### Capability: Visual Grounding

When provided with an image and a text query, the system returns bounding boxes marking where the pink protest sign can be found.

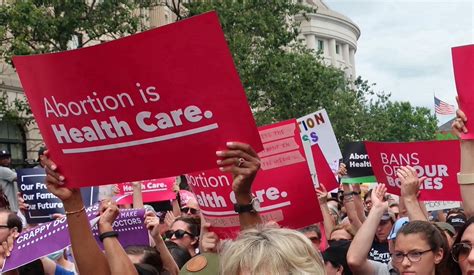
[116,178,176,205]
[12,12,262,188]
[365,140,461,201]
[312,144,339,191]
[452,45,474,139]
[186,120,323,239]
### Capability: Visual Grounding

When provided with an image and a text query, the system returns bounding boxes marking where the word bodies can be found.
[365,141,461,201]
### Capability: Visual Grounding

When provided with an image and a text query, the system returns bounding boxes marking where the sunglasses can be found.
[181,207,199,215]
[164,229,194,240]
[452,242,473,263]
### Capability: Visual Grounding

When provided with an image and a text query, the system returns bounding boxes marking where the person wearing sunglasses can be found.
[167,216,200,257]
[449,217,474,275]
[180,198,200,219]
[392,220,448,275]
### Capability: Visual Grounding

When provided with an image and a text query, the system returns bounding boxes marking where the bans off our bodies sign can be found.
[365,140,461,201]
[12,12,262,188]
[186,120,322,239]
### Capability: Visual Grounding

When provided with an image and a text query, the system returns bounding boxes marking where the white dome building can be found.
[296,0,361,80]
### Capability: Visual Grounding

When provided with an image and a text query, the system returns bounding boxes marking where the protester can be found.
[323,239,352,275]
[0,150,18,212]
[34,147,47,169]
[392,220,448,275]
[220,226,325,274]
[166,217,200,257]
[299,224,322,251]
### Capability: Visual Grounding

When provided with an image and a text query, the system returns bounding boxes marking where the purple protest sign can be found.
[2,206,149,272]
[91,208,150,249]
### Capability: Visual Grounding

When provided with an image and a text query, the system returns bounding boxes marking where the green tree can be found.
[0,0,148,64]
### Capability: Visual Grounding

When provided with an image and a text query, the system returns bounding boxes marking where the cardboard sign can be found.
[342,142,376,183]
[424,201,461,212]
[2,206,148,272]
[365,140,461,201]
[452,45,474,139]
[311,144,339,191]
[12,12,262,188]
[297,109,342,167]
[186,120,323,239]
[116,178,176,205]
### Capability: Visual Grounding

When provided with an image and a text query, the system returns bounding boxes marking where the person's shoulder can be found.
[368,259,392,275]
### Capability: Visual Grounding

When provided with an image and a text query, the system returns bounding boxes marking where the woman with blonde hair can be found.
[220,226,325,275]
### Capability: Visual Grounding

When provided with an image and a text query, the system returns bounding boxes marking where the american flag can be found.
[434,96,455,115]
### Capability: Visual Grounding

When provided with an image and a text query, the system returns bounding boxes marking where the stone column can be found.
[342,43,350,78]
[349,47,356,80]
[305,34,316,51]
[329,39,337,66]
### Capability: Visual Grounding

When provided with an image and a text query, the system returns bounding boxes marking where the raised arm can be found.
[398,166,428,221]
[144,211,179,275]
[452,101,474,218]
[98,200,138,275]
[347,184,388,275]
[315,183,335,239]
[43,153,110,275]
[216,142,262,230]
[132,181,144,209]
[351,184,367,223]
[342,184,363,231]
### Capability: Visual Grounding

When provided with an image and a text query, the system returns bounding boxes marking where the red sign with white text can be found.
[186,120,323,239]
[365,140,461,201]
[116,178,176,205]
[12,12,262,187]
[312,144,339,191]
[452,45,474,139]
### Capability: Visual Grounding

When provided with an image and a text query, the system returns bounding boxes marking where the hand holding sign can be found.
[98,200,120,233]
[200,222,220,253]
[42,151,78,202]
[216,142,261,197]
[0,233,16,267]
[397,166,425,200]
[315,183,329,203]
[144,211,161,240]
[452,96,468,138]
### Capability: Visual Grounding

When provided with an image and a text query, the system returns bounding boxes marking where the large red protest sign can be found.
[12,12,262,188]
[452,45,474,139]
[365,140,461,201]
[116,178,176,205]
[186,120,323,239]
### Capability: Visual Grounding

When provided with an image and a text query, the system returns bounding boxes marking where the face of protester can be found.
[329,229,352,242]
[375,219,393,242]
[365,198,373,212]
[0,157,11,167]
[324,261,343,275]
[170,221,196,253]
[458,224,474,275]
[393,233,443,275]
[181,199,200,218]
[0,212,13,243]
[303,231,321,251]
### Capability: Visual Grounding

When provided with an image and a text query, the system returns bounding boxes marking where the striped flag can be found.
[434,96,455,115]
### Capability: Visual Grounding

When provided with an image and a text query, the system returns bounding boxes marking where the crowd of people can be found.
[0,104,472,275]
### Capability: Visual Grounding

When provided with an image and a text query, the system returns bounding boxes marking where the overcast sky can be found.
[323,0,473,125]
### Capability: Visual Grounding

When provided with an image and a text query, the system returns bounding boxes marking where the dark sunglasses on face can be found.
[181,207,199,215]
[164,229,194,240]
[452,242,473,263]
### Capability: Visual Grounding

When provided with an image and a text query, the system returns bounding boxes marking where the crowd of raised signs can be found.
[0,105,472,275]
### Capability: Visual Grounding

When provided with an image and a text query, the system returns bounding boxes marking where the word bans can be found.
[195,187,288,208]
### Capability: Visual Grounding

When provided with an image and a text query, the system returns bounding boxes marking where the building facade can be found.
[297,0,360,80]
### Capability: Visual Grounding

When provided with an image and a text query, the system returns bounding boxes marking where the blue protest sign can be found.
[17,168,64,224]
